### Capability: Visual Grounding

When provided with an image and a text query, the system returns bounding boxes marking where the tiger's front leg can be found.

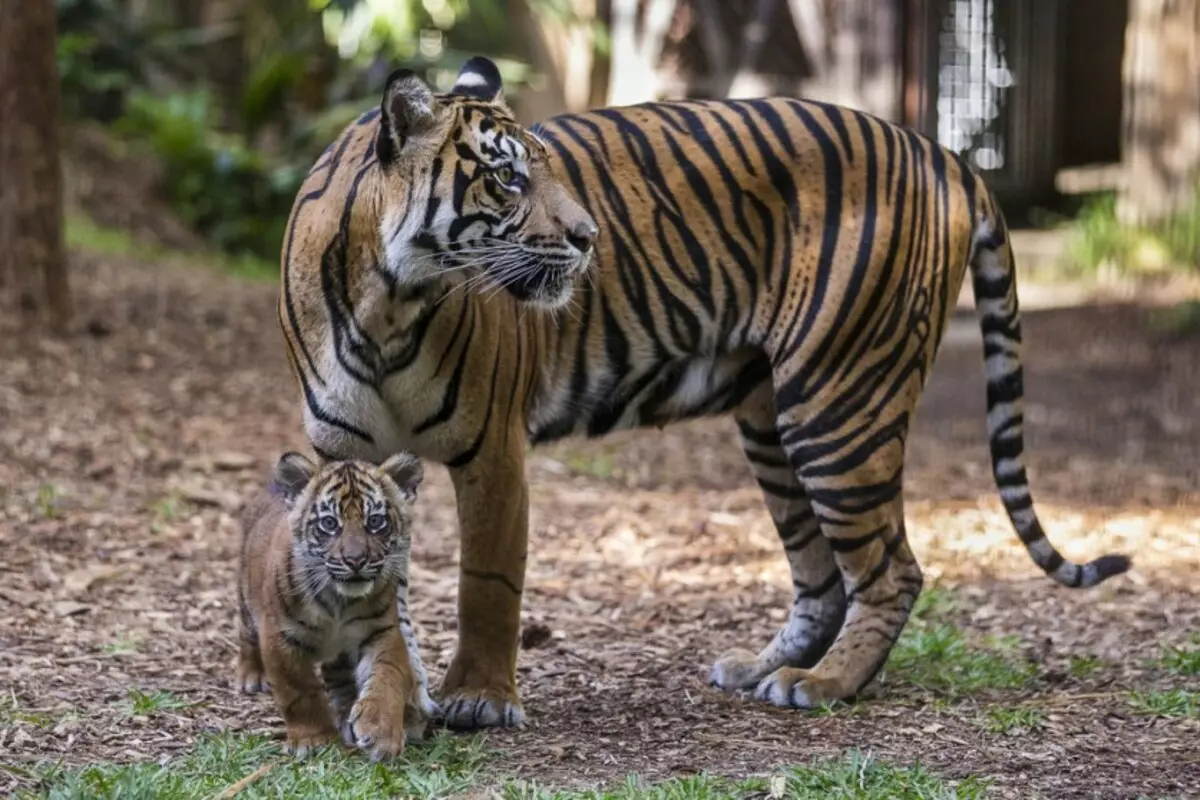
[439,440,528,729]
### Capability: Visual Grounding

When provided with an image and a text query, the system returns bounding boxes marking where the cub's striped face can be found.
[377,57,598,310]
[272,452,424,599]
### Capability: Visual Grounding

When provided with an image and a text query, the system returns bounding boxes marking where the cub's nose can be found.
[566,220,598,253]
[343,554,368,573]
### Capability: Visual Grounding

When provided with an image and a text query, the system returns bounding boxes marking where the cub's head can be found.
[375,56,597,310]
[270,451,424,599]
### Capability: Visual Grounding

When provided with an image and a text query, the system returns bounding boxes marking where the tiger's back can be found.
[278,60,1130,729]
[523,97,986,443]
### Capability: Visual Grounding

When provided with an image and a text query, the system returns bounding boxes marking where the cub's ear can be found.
[451,56,504,104]
[379,68,439,163]
[272,451,316,502]
[380,451,424,502]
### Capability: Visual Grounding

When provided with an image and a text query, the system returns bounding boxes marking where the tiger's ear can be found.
[380,451,424,502]
[451,56,504,104]
[272,451,316,502]
[379,68,439,162]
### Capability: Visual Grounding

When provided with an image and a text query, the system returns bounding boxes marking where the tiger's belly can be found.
[527,346,771,444]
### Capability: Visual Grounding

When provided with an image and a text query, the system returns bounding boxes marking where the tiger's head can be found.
[374,56,597,310]
[270,451,424,599]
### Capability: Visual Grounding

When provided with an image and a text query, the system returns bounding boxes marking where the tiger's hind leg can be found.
[754,409,924,708]
[709,385,846,692]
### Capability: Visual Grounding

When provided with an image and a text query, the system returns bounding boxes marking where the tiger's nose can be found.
[566,220,598,253]
[343,553,368,573]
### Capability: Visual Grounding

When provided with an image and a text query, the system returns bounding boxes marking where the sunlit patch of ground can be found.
[1,252,1197,798]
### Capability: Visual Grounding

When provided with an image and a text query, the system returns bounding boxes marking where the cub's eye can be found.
[317,515,340,536]
[367,513,389,534]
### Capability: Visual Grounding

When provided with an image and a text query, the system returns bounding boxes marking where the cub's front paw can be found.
[349,695,408,761]
[284,724,338,760]
[237,665,270,695]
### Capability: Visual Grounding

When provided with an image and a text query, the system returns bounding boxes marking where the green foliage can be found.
[122,689,199,716]
[66,213,278,281]
[1067,655,1106,679]
[504,751,988,799]
[28,739,984,800]
[29,731,491,800]
[113,90,307,261]
[1067,190,1200,275]
[1148,299,1200,337]
[883,625,1037,696]
[979,707,1044,735]
[1126,689,1198,719]
[57,0,608,267]
[34,484,64,519]
[880,587,1037,697]
[1,697,56,729]
[1158,635,1200,677]
[56,0,145,121]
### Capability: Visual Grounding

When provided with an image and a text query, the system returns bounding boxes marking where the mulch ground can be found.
[1,252,1198,799]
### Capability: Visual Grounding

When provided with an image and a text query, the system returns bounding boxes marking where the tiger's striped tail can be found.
[968,203,1131,588]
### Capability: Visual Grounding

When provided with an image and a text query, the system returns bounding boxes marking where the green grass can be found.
[1127,689,1198,719]
[879,586,1036,697]
[1,696,56,729]
[121,689,201,717]
[65,213,277,281]
[1067,655,1107,680]
[26,731,490,800]
[24,738,987,800]
[502,751,989,799]
[1065,190,1200,277]
[979,707,1044,735]
[101,635,144,656]
[34,484,64,519]
[1158,635,1200,677]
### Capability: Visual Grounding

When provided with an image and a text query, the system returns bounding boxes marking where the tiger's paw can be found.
[708,648,770,692]
[284,725,339,760]
[438,687,525,730]
[403,687,442,741]
[349,694,409,762]
[236,665,270,695]
[753,667,846,709]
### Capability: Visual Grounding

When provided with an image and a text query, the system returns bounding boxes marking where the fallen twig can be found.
[209,762,276,799]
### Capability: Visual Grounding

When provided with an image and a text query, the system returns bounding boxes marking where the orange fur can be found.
[236,451,436,759]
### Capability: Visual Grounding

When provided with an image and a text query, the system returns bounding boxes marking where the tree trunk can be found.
[1118,0,1200,225]
[0,0,69,331]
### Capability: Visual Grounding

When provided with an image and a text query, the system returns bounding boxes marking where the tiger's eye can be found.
[495,165,515,185]
[367,513,389,534]
[317,515,340,535]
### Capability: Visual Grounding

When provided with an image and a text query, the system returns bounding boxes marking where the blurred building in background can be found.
[555,0,1136,216]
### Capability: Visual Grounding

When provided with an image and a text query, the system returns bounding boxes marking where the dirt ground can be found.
[1,252,1198,799]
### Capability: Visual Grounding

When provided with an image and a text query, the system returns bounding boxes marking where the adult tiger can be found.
[279,56,1130,729]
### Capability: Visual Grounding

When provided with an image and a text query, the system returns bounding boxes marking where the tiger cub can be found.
[236,450,438,760]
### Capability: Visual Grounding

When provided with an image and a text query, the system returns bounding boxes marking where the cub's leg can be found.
[320,654,358,745]
[756,408,924,708]
[236,590,268,694]
[259,625,339,758]
[439,440,528,730]
[397,588,441,725]
[348,626,420,761]
[709,384,846,692]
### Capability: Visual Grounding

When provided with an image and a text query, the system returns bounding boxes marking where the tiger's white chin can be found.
[334,578,377,598]
[517,250,592,311]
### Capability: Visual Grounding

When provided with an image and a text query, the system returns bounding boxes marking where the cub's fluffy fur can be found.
[236,451,437,760]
